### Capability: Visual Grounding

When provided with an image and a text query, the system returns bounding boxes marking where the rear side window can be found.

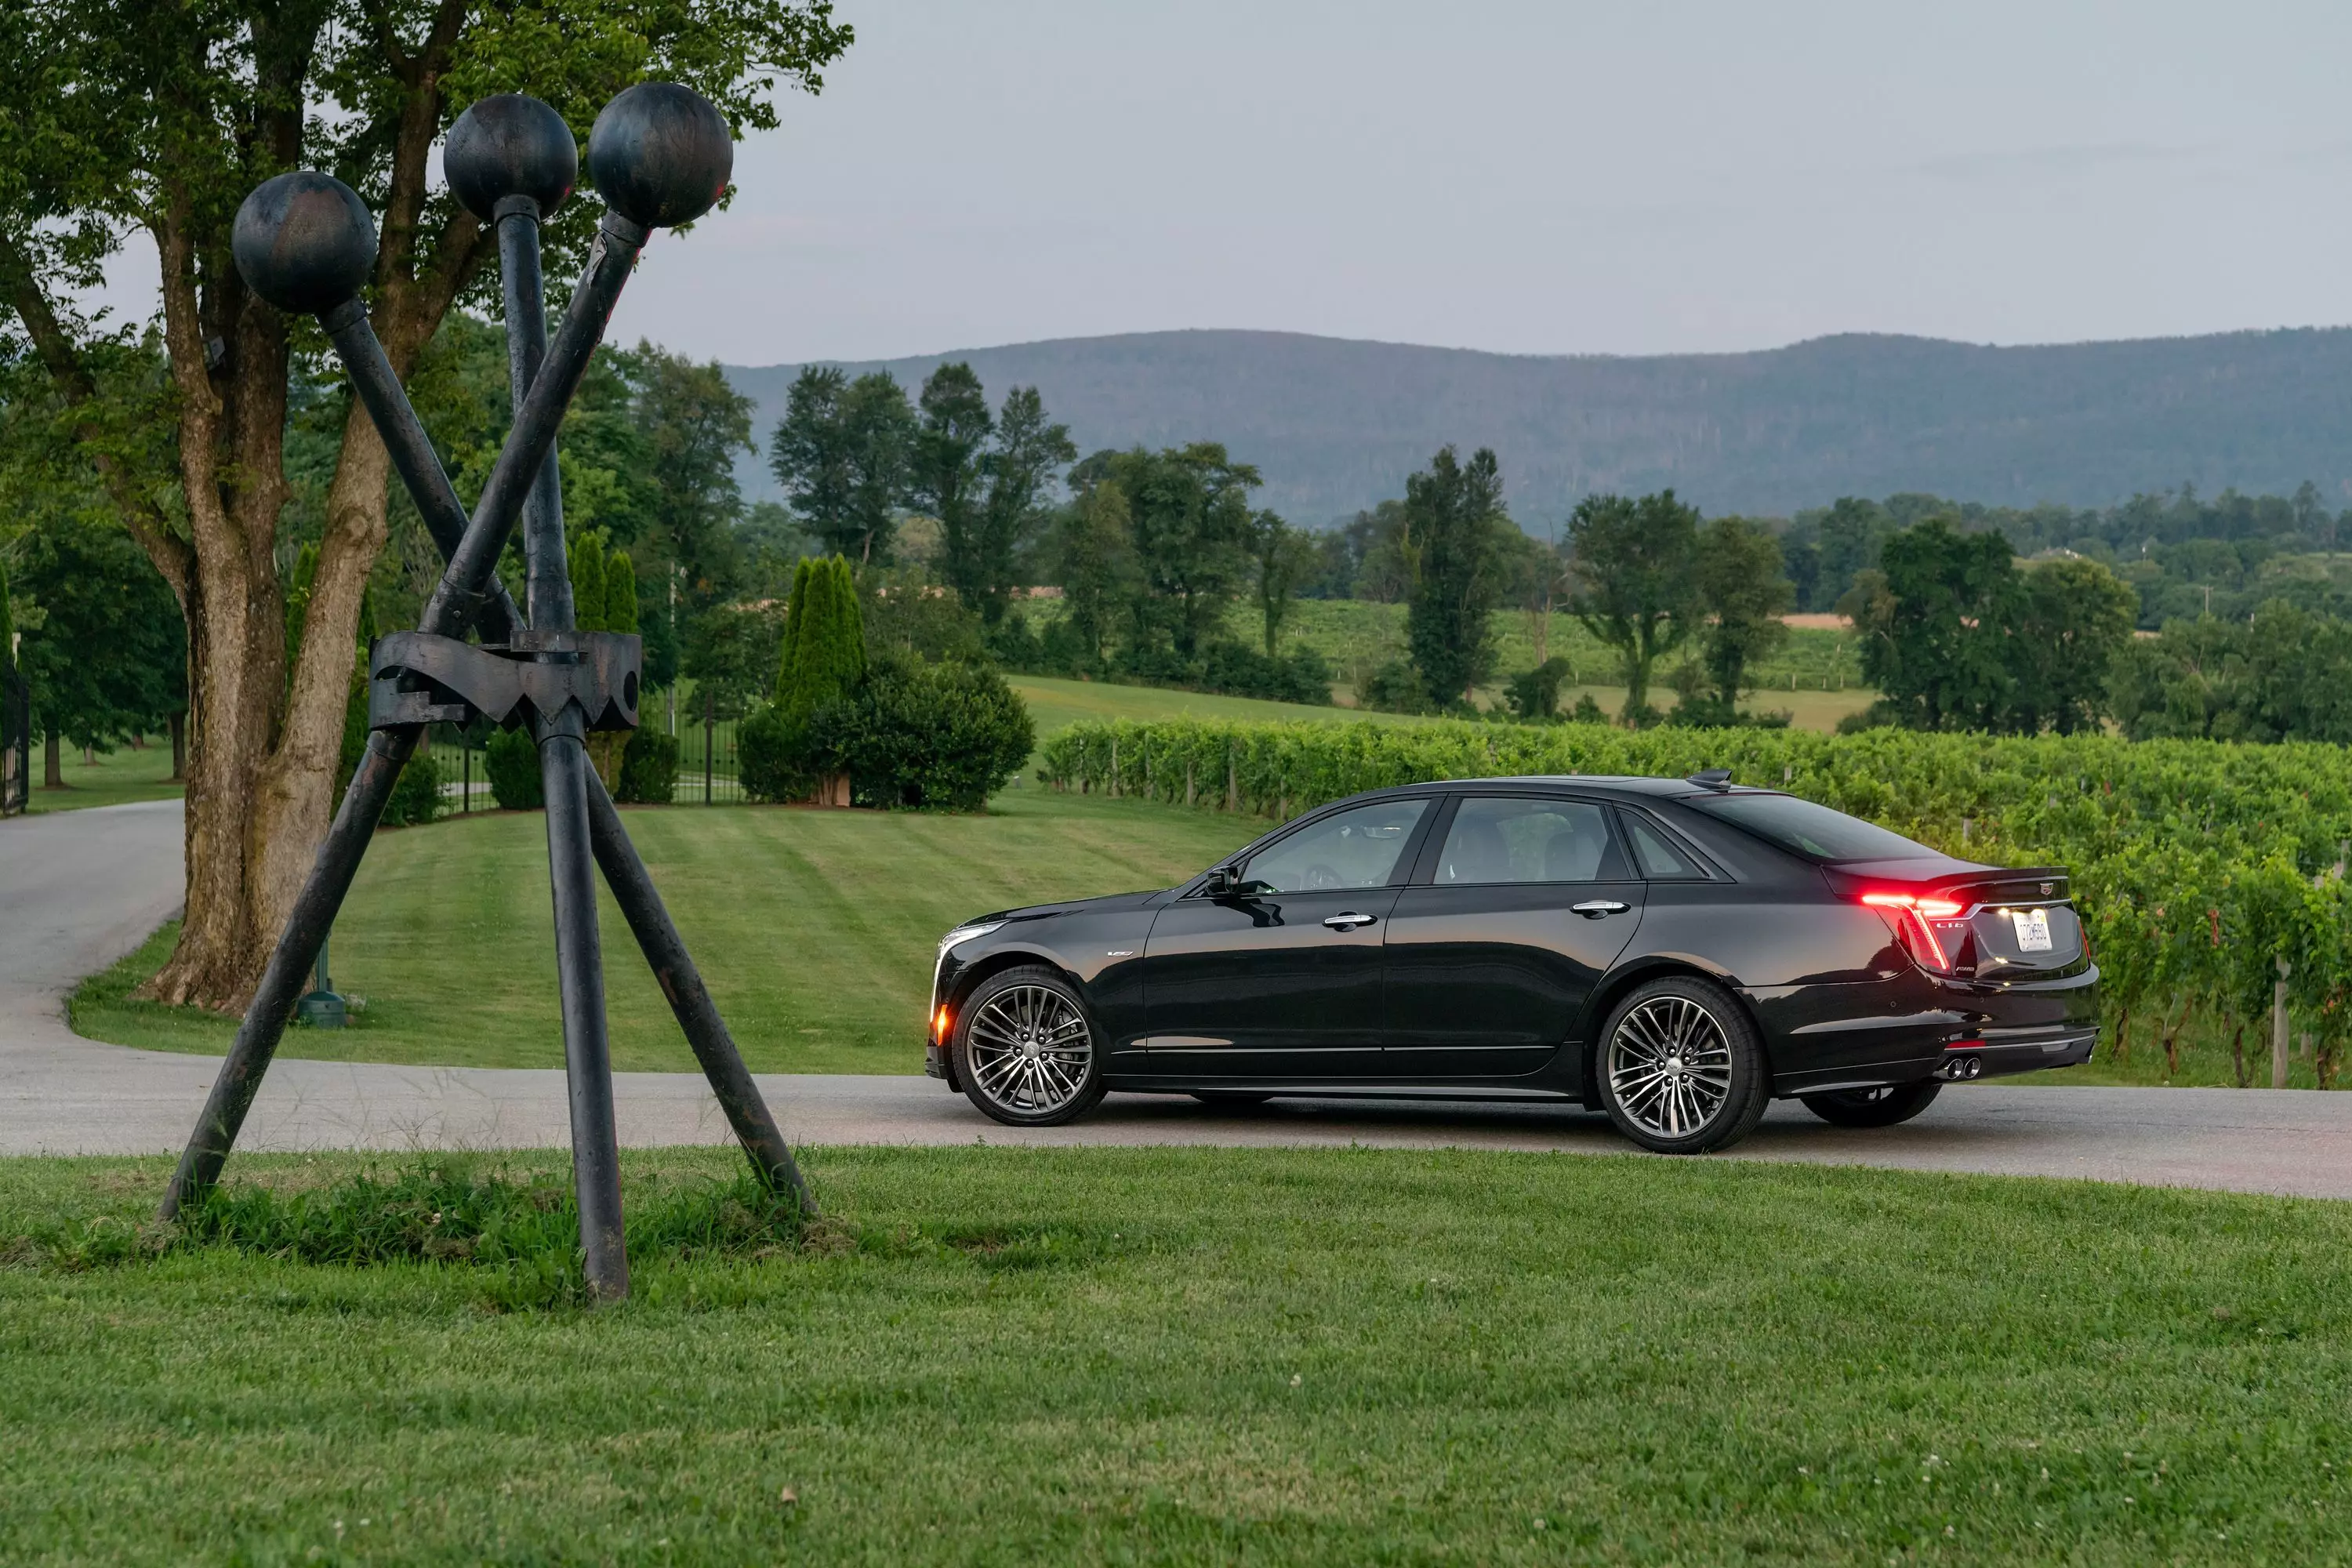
[1690,793,1939,862]
[1435,797,1628,884]
[1621,813,1706,879]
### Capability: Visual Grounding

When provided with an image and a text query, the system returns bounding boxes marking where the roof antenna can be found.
[1687,768,1733,791]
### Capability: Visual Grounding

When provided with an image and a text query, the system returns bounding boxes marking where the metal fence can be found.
[422,711,746,809]
[0,669,27,818]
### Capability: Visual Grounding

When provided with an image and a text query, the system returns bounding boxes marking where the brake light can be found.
[1858,891,1969,974]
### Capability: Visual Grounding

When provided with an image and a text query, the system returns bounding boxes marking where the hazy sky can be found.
[100,2,2352,365]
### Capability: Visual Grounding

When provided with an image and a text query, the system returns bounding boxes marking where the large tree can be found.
[1403,445,1511,706]
[2007,556,2136,735]
[16,514,187,788]
[972,387,1075,624]
[1852,518,2021,731]
[1568,490,1701,722]
[908,361,992,608]
[1691,515,1792,713]
[0,0,851,1010]
[1077,443,1260,659]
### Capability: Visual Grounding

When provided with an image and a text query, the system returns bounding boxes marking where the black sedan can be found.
[924,773,2100,1153]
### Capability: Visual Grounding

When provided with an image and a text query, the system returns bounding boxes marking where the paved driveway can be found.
[6,799,2351,1200]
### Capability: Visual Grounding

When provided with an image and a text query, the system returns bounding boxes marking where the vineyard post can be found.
[2274,958,2292,1089]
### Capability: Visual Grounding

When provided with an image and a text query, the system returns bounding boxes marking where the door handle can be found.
[1570,900,1631,919]
[1323,912,1377,931]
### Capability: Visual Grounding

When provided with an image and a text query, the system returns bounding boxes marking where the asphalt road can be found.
[6,799,2351,1200]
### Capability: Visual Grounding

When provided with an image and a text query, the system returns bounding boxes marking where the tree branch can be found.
[0,229,194,601]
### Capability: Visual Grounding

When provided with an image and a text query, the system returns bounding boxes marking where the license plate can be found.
[2012,908,2053,953]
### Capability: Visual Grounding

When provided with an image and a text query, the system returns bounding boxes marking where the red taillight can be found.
[1859,891,1968,974]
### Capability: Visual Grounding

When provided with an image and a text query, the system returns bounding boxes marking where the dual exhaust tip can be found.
[1938,1054,1986,1081]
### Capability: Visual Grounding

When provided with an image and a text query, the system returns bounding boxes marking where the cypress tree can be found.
[569,529,608,633]
[776,556,865,723]
[775,555,817,706]
[604,550,639,636]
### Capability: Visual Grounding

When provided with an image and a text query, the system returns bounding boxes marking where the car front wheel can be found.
[1596,976,1770,1154]
[1800,1080,1941,1128]
[953,965,1106,1127]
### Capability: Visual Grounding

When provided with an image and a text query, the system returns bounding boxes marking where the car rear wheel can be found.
[1800,1080,1941,1128]
[1189,1091,1272,1107]
[953,966,1105,1127]
[1596,976,1770,1154]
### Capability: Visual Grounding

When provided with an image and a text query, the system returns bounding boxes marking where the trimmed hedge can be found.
[615,728,679,804]
[484,728,543,811]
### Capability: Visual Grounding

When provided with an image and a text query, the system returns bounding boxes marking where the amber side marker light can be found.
[933,1005,952,1042]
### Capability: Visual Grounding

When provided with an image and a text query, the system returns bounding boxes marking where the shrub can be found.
[485,728,543,810]
[1506,656,1571,720]
[615,728,679,804]
[1357,658,1433,713]
[379,749,443,828]
[736,704,811,804]
[813,652,1034,810]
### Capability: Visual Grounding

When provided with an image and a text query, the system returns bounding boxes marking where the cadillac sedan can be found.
[924,773,2100,1153]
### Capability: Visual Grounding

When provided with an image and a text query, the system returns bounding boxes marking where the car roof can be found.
[1373,774,1756,800]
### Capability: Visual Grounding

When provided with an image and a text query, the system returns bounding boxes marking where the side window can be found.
[1622,812,1706,880]
[1243,799,1429,893]
[1434,797,1626,885]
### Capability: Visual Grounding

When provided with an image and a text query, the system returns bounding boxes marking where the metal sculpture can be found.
[158,84,808,1302]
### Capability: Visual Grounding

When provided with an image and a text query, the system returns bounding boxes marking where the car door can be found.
[1381,793,1647,1080]
[1138,796,1436,1080]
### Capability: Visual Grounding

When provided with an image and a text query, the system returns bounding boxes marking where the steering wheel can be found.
[1304,863,1345,891]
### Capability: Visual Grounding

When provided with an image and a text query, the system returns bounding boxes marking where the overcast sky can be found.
[100,2,2352,365]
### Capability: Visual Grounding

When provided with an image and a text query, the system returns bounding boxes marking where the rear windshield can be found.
[1688,793,1940,862]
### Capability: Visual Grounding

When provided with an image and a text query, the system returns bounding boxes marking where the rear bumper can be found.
[1767,962,2100,1095]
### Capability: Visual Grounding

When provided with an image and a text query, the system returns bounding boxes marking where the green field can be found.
[73,790,1261,1074]
[21,734,183,814]
[4,1143,2349,1563]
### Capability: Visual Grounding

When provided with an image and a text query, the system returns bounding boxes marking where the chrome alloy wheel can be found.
[1606,994,1735,1139]
[964,984,1094,1115]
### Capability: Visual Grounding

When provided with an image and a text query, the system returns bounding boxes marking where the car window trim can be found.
[1611,803,1726,882]
[1412,790,1638,888]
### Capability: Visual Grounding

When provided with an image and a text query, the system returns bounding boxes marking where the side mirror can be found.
[1203,865,1236,896]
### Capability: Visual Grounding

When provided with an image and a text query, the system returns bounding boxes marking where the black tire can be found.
[1189,1091,1272,1107]
[1595,975,1771,1155]
[1800,1080,1942,1128]
[952,965,1106,1127]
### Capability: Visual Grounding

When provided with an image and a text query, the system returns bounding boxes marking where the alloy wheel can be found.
[964,983,1094,1116]
[1606,994,1735,1139]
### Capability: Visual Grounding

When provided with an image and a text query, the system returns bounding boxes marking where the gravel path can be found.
[7,799,2350,1200]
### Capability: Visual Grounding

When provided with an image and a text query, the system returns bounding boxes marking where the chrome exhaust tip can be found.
[1939,1054,1984,1082]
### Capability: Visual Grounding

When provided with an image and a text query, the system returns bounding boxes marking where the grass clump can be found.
[12,1155,808,1309]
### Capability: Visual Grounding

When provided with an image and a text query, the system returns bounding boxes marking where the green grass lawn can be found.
[73,789,1261,1074]
[5,1143,2350,1563]
[23,734,183,814]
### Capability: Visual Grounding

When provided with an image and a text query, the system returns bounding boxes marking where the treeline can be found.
[1780,486,2352,625]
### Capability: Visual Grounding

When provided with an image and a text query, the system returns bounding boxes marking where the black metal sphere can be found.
[231,172,377,316]
[444,94,578,220]
[587,82,732,229]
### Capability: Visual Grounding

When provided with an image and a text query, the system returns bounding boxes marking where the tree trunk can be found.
[43,730,61,789]
[168,711,185,782]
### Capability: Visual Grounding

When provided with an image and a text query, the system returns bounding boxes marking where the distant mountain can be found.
[722,327,2352,527]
